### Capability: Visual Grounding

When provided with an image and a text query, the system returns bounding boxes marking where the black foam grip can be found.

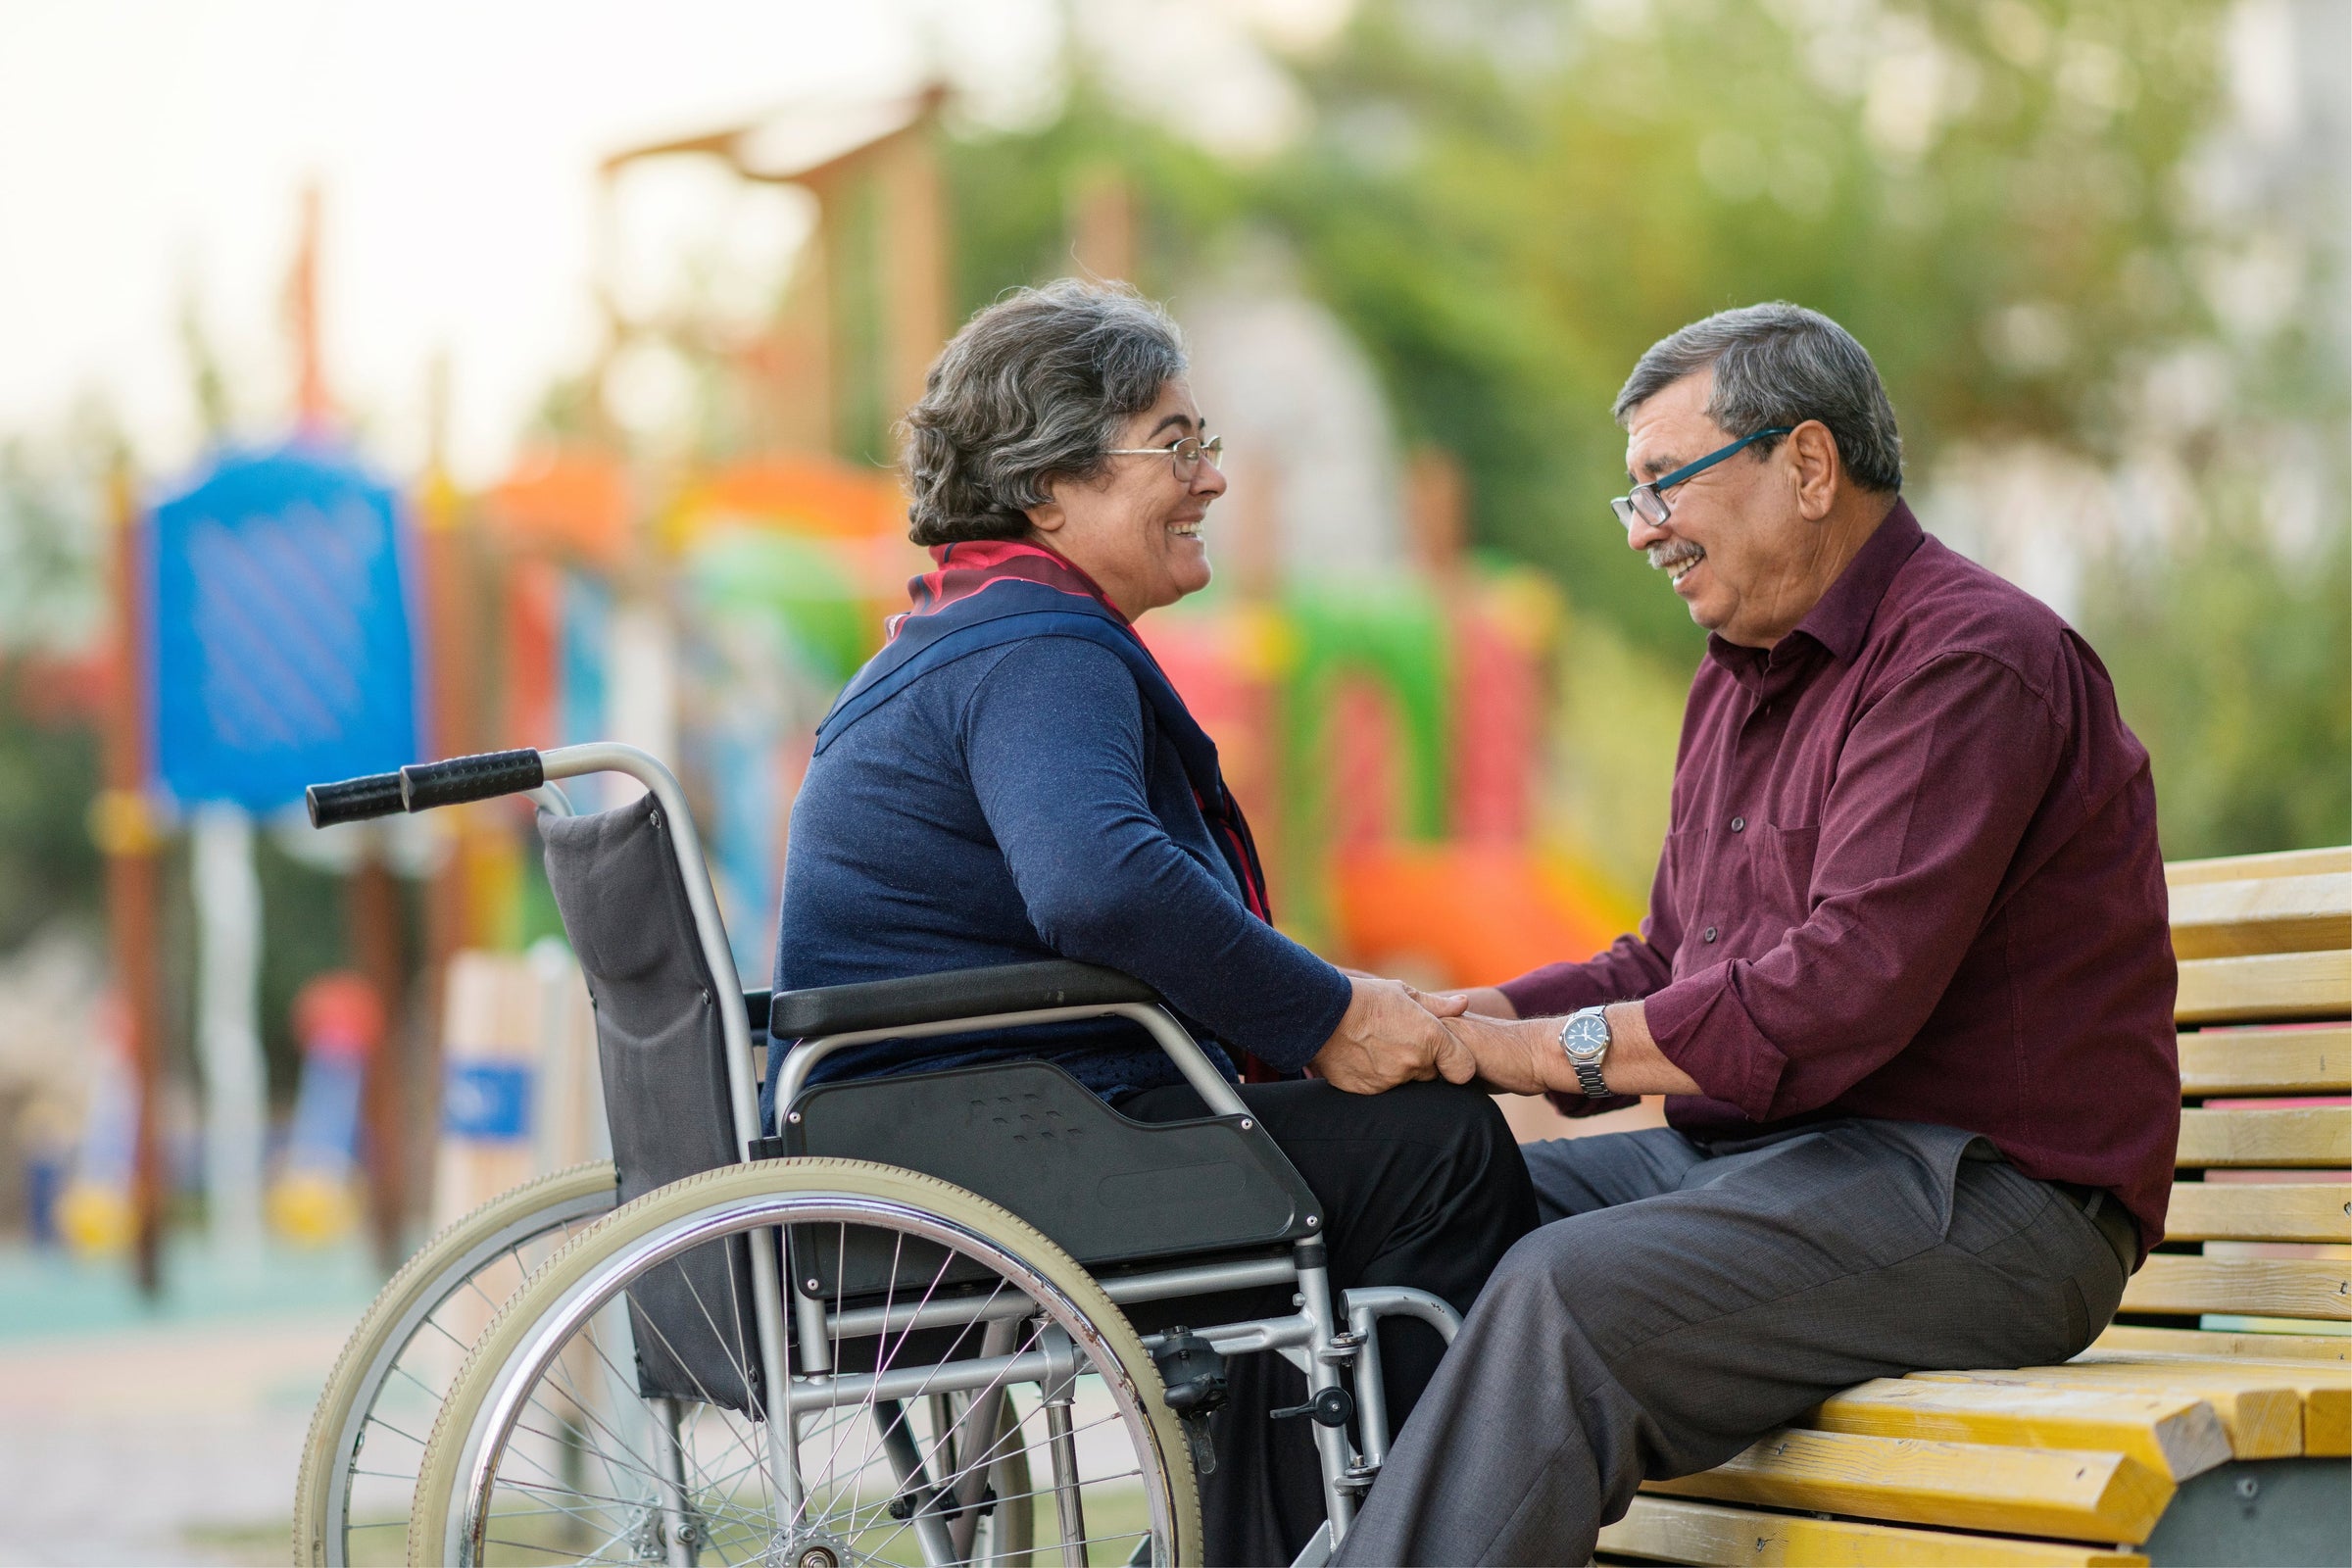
[768,960,1158,1041]
[305,772,408,828]
[399,749,546,811]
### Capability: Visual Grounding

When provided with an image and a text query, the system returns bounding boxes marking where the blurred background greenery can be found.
[1,0,2346,1063]
[940,0,2347,876]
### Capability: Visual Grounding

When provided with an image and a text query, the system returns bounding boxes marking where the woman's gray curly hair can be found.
[902,278,1188,547]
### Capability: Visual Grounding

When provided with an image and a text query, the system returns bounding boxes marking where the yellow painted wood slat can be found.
[2060,1352,2351,1456]
[2176,1105,2352,1167]
[1906,1367,2304,1458]
[2176,951,2352,1025]
[2094,1323,2349,1364]
[1806,1377,2230,1481]
[2168,848,2352,887]
[2119,1253,2351,1321]
[1597,1495,2149,1567]
[2164,1182,2352,1243]
[1643,1428,2174,1544]
[2178,1025,2352,1096]
[2169,874,2352,960]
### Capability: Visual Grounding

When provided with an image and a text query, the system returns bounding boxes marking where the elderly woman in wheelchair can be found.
[293,279,1533,1568]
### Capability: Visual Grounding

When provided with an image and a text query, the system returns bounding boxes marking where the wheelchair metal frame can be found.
[343,741,1458,1565]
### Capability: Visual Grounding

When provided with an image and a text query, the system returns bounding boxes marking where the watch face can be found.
[1562,1012,1608,1060]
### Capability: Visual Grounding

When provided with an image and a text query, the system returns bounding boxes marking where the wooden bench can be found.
[1595,846,2352,1567]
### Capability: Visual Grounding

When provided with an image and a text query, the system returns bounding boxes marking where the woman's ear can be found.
[1025,476,1067,536]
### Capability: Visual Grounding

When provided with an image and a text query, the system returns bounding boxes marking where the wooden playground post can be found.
[97,462,167,1297]
[347,856,406,1268]
[416,461,476,1247]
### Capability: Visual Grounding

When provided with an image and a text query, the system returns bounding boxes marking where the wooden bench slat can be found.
[2094,1322,2350,1363]
[2168,848,2352,886]
[2178,1025,2352,1096]
[2118,1253,2351,1321]
[2164,1182,2351,1242]
[1598,1494,2149,1566]
[1905,1367,2306,1457]
[2175,950,2352,1024]
[2060,1353,2351,1456]
[2168,873,2352,959]
[2201,1311,2352,1340]
[1642,1428,2173,1544]
[1807,1377,2230,1481]
[2175,1105,2352,1166]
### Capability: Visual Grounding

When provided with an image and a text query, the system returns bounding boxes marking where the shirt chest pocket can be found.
[1752,822,1823,919]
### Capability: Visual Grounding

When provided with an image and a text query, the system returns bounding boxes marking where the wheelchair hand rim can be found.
[442,1183,1182,1568]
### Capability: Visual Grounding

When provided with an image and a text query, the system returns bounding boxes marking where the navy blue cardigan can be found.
[767,631,1350,1118]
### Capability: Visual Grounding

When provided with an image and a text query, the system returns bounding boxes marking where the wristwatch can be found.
[1557,1005,1613,1098]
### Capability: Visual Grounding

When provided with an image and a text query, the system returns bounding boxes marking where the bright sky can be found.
[0,0,1069,482]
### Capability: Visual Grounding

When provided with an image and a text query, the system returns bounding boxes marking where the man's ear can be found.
[1789,420,1841,520]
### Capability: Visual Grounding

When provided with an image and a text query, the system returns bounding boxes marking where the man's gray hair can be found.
[903,278,1187,546]
[1613,303,1903,493]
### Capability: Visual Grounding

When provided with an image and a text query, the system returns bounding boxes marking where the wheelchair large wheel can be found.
[295,1161,620,1566]
[412,1158,1200,1567]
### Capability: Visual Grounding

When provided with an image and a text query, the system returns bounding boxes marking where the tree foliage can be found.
[946,0,2346,856]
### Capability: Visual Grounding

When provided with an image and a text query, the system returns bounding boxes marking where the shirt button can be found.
[1731,816,1745,832]
[1703,926,1719,943]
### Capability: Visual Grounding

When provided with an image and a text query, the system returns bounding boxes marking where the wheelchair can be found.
[295,742,1459,1568]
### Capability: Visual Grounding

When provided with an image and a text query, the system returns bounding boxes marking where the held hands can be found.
[1436,1010,1555,1096]
[1307,976,1480,1094]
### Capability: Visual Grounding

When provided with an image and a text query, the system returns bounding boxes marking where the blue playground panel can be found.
[150,441,420,812]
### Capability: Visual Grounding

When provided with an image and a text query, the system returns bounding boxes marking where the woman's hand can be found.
[1308,977,1478,1094]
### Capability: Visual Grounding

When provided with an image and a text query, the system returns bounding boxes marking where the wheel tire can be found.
[293,1161,619,1566]
[411,1157,1202,1567]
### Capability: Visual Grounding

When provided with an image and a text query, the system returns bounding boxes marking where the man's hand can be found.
[1308,976,1478,1094]
[1440,1001,1704,1099]
[1439,1010,1555,1095]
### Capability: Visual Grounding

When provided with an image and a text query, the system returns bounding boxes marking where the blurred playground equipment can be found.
[74,90,1636,1279]
[268,974,382,1248]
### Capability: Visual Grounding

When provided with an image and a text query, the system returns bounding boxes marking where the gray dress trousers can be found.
[1332,1118,2132,1567]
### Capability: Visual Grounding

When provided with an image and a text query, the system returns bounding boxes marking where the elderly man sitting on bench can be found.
[1335,303,2180,1567]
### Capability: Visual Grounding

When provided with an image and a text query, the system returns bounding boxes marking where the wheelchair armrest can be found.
[767,960,1159,1040]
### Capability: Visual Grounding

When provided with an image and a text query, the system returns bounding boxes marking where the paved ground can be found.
[0,1242,381,1566]
[0,1311,354,1565]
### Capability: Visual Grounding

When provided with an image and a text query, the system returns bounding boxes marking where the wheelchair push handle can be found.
[400,749,546,811]
[304,771,408,828]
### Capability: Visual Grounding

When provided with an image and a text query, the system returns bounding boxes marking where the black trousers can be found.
[1333,1120,2132,1566]
[1117,1078,1539,1567]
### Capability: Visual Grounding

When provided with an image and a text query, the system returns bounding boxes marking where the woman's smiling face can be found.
[1025,379,1225,620]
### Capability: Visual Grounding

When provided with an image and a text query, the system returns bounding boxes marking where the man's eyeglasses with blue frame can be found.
[1610,426,1793,529]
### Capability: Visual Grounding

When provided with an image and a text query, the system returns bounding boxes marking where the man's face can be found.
[1622,371,1831,649]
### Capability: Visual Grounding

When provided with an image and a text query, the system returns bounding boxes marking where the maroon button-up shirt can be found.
[1501,502,2179,1254]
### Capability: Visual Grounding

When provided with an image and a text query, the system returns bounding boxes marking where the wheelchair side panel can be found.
[785,1059,1320,1299]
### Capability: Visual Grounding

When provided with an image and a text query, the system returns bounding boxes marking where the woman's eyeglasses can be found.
[1105,433,1225,480]
[1610,426,1791,529]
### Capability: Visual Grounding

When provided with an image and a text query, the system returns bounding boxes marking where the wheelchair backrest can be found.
[542,795,760,1411]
